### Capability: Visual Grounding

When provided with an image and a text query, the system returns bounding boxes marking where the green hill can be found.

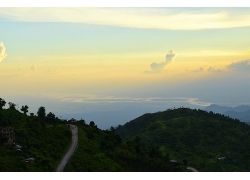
[0,98,179,172]
[115,107,250,172]
[4,96,248,172]
[64,120,178,172]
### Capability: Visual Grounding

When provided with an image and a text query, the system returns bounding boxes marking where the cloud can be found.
[190,65,222,73]
[30,64,37,71]
[227,59,250,71]
[186,98,211,107]
[1,8,250,30]
[0,42,7,62]
[191,65,206,72]
[144,50,176,74]
[207,66,221,72]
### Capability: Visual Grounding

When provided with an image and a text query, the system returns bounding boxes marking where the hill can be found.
[63,120,179,172]
[115,107,250,172]
[0,98,72,171]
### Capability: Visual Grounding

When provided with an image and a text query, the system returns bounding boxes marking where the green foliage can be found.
[0,99,71,172]
[37,106,46,119]
[64,122,176,172]
[20,105,29,115]
[8,102,16,110]
[0,98,6,110]
[115,107,250,172]
[5,96,249,172]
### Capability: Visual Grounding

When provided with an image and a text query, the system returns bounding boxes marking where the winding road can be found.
[56,124,78,172]
[187,166,199,172]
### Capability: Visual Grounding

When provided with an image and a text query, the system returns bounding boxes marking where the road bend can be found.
[56,124,78,172]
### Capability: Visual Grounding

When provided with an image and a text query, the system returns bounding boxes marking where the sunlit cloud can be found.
[0,42,7,62]
[185,98,211,107]
[207,66,222,72]
[144,50,176,74]
[227,59,250,71]
[189,65,222,73]
[191,65,206,73]
[1,8,250,30]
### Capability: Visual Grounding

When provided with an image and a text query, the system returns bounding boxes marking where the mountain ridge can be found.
[204,104,250,122]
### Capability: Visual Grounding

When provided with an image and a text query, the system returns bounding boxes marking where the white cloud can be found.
[1,0,249,7]
[227,59,250,71]
[145,50,176,74]
[0,42,7,62]
[1,8,250,30]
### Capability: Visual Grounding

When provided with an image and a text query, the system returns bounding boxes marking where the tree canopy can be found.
[20,105,29,114]
[0,98,6,109]
[37,106,46,119]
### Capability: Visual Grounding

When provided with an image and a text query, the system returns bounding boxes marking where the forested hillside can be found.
[0,98,71,171]
[115,107,250,172]
[0,98,181,172]
[3,96,249,172]
[64,120,179,172]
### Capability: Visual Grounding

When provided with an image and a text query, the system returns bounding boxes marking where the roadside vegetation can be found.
[0,98,71,171]
[64,120,178,172]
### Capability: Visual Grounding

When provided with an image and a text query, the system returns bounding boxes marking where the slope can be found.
[0,100,71,172]
[115,107,250,172]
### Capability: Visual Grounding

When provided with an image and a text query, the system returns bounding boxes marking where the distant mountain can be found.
[224,110,250,122]
[115,108,250,172]
[204,104,250,122]
[204,104,232,114]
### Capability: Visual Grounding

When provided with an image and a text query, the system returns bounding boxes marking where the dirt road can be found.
[56,124,78,172]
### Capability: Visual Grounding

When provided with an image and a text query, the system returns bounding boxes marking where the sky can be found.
[1,5,250,129]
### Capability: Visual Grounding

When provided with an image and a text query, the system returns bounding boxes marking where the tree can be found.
[20,105,29,114]
[109,126,115,132]
[89,121,95,127]
[8,102,16,110]
[46,112,56,125]
[46,112,55,120]
[37,106,46,119]
[0,98,6,110]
